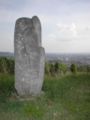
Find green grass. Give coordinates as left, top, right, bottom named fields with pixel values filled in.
left=0, top=73, right=90, bottom=120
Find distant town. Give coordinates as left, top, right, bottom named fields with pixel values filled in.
left=46, top=53, right=90, bottom=66
left=0, top=52, right=90, bottom=66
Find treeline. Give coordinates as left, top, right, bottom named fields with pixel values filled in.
left=0, top=57, right=90, bottom=75
left=45, top=62, right=90, bottom=76
left=0, top=57, right=14, bottom=74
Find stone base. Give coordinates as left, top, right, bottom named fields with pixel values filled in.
left=16, top=91, right=45, bottom=101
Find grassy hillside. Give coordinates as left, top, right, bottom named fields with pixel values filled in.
left=0, top=74, right=90, bottom=120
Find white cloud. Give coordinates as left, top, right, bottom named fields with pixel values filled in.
left=70, top=23, right=77, bottom=36
left=55, top=22, right=90, bottom=41
left=56, top=23, right=77, bottom=37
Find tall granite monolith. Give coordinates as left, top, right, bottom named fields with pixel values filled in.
left=14, top=16, right=45, bottom=96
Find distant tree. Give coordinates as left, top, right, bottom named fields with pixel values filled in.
left=7, top=58, right=15, bottom=74
left=0, top=57, right=14, bottom=74
left=78, top=65, right=87, bottom=72
left=50, top=63, right=55, bottom=76
left=0, top=57, right=8, bottom=73
left=87, top=65, right=90, bottom=74
left=70, top=64, right=77, bottom=74
left=59, top=63, right=67, bottom=74
left=54, top=62, right=59, bottom=74
left=45, top=62, right=50, bottom=75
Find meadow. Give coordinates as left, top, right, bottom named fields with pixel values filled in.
left=0, top=73, right=90, bottom=120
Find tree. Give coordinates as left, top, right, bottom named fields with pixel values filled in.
left=49, top=63, right=55, bottom=76
left=7, top=58, right=15, bottom=74
left=54, top=62, right=59, bottom=74
left=59, top=63, right=67, bottom=74
left=0, top=57, right=14, bottom=74
left=45, top=62, right=50, bottom=75
left=87, top=65, right=90, bottom=74
left=70, top=64, right=77, bottom=74
left=0, top=57, right=8, bottom=73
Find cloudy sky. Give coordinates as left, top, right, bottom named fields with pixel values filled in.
left=0, top=0, right=90, bottom=53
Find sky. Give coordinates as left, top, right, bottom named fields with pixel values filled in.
left=0, top=0, right=90, bottom=53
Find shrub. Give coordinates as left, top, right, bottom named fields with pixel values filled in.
left=7, top=58, right=15, bottom=74
left=70, top=64, right=77, bottom=74
left=0, top=57, right=8, bottom=73
left=49, top=63, right=55, bottom=76
left=87, top=65, right=90, bottom=73
left=59, top=63, right=67, bottom=74
left=54, top=62, right=59, bottom=74
left=45, top=62, right=50, bottom=75
left=0, top=57, right=14, bottom=74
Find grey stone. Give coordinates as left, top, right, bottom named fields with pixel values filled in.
left=14, top=16, right=45, bottom=96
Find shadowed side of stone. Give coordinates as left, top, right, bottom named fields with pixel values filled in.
left=14, top=16, right=45, bottom=96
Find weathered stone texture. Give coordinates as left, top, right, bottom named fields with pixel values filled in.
left=14, top=16, right=45, bottom=96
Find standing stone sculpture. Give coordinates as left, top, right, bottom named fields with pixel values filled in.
left=14, top=16, right=45, bottom=96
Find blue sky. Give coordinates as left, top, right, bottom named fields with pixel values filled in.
left=0, top=0, right=90, bottom=53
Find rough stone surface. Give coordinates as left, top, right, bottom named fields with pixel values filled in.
left=14, top=16, right=45, bottom=96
